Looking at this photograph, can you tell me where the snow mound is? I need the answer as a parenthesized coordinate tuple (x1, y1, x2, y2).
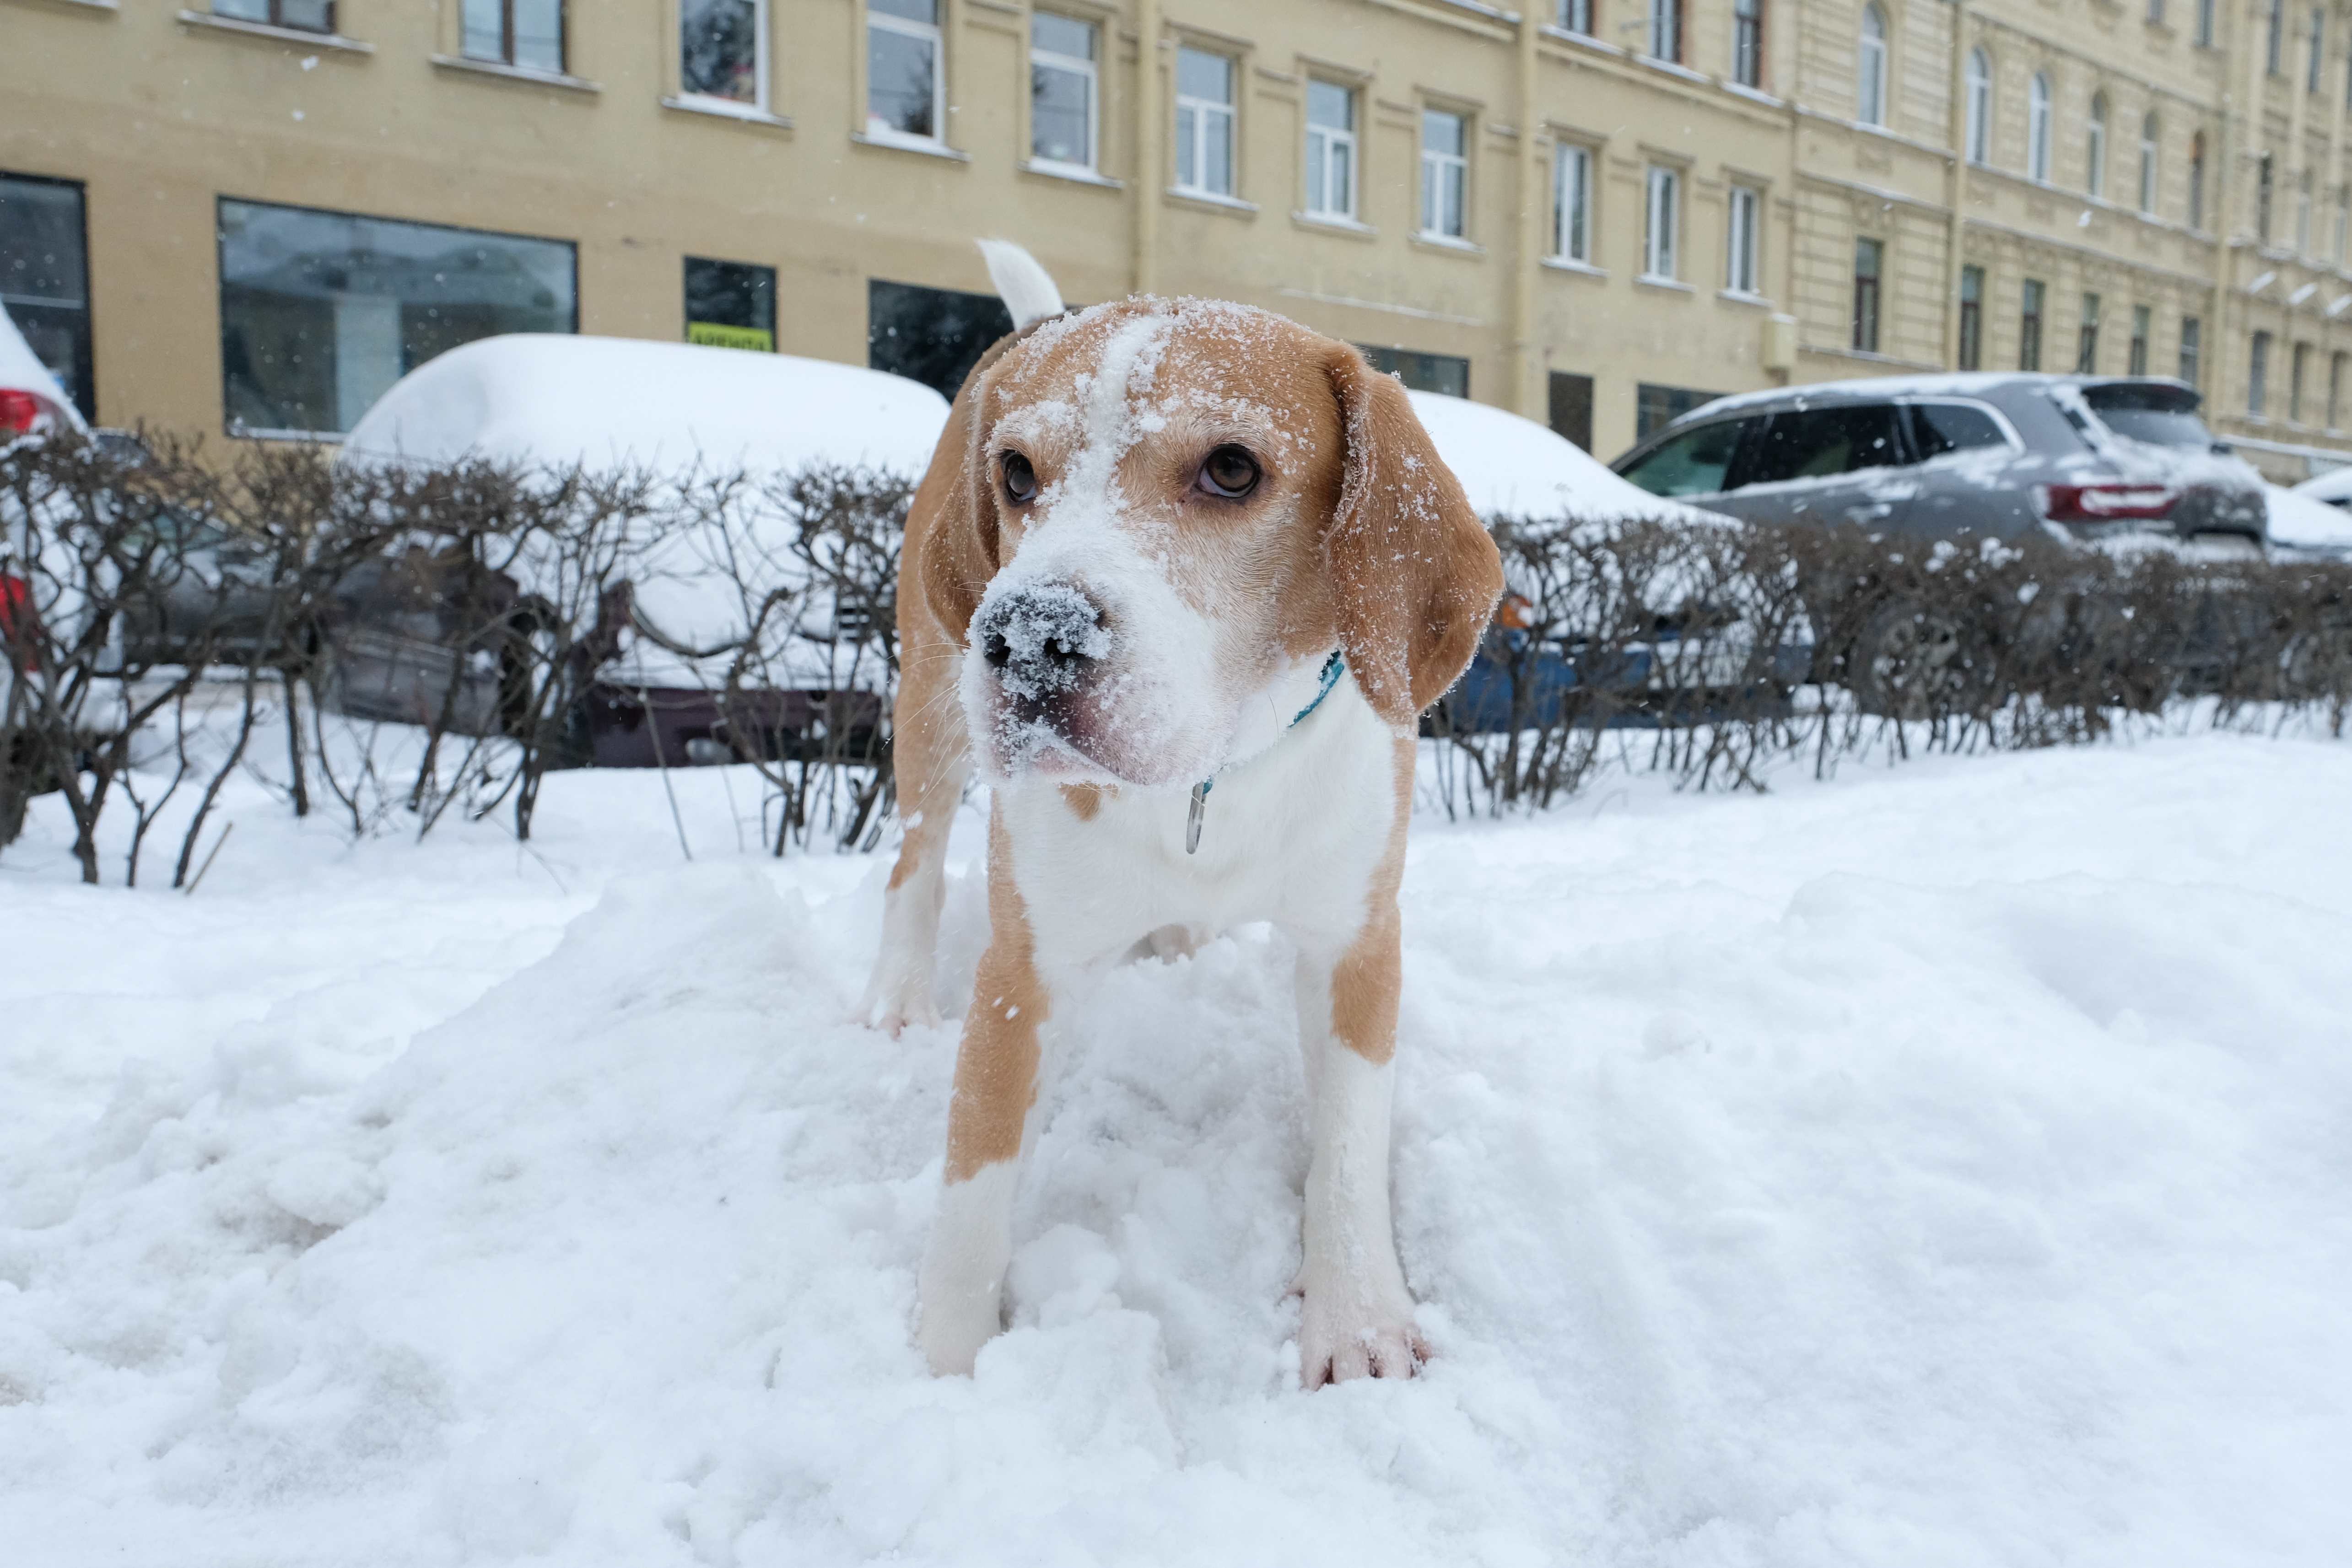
(2266, 480, 2352, 553)
(1407, 390, 1723, 529)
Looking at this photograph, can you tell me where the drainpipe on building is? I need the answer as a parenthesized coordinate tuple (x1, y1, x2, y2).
(1134, 0, 1162, 296)
(1510, 5, 1545, 420)
(1941, 0, 1970, 372)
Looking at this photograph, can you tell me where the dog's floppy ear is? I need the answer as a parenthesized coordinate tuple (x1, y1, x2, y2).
(1322, 346, 1505, 728)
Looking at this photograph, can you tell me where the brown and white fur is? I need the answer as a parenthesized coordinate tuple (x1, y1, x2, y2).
(859, 244, 1502, 1388)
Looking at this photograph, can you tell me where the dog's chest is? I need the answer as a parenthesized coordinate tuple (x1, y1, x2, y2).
(998, 687, 1400, 966)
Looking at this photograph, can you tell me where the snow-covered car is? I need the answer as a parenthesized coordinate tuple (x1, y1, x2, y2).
(336, 334, 949, 765)
(0, 302, 83, 443)
(1405, 391, 1812, 732)
(1609, 373, 2268, 551)
(2267, 480, 2352, 561)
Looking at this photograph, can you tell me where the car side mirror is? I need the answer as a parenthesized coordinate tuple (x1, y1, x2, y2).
(2210, 440, 2234, 455)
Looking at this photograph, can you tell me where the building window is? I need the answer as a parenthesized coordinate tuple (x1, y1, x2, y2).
(1421, 110, 1468, 239)
(2196, 0, 2214, 46)
(1965, 49, 1991, 164)
(1733, 0, 1763, 89)
(214, 1, 333, 31)
(2028, 74, 2052, 182)
(2179, 315, 2201, 385)
(2020, 277, 2044, 371)
(2086, 95, 2107, 197)
(1958, 263, 1983, 371)
(1635, 381, 1726, 439)
(1030, 13, 1098, 171)
(2257, 152, 2275, 240)
(1554, 143, 1592, 263)
(462, 0, 563, 73)
(2189, 131, 2206, 228)
(2336, 189, 2349, 260)
(2250, 330, 2271, 415)
(1726, 185, 1761, 294)
(1559, 0, 1593, 34)
(1643, 165, 1679, 279)
(1852, 237, 1883, 353)
(681, 0, 763, 107)
(2129, 303, 2150, 376)
(685, 257, 775, 351)
(1858, 5, 1888, 127)
(1648, 0, 1681, 63)
(1549, 371, 1594, 451)
(868, 279, 1013, 400)
(2330, 350, 2346, 427)
(2311, 8, 2327, 92)
(2268, 0, 2284, 74)
(2076, 292, 2100, 373)
(2291, 341, 2312, 420)
(867, 0, 943, 141)
(2299, 167, 2315, 251)
(1357, 345, 1470, 397)
(1305, 82, 1357, 220)
(0, 173, 93, 421)
(216, 198, 577, 438)
(2148, 0, 2163, 21)
(2138, 113, 2159, 212)
(1175, 48, 1235, 197)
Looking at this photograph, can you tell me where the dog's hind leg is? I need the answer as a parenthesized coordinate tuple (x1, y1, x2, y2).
(918, 806, 1054, 1374)
(858, 621, 970, 1035)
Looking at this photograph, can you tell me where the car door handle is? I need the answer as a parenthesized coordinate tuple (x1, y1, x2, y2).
(1844, 502, 1896, 524)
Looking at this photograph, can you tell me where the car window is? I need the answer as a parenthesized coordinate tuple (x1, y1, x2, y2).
(1907, 401, 2010, 459)
(1618, 417, 1747, 497)
(2079, 382, 2214, 449)
(1744, 404, 1904, 485)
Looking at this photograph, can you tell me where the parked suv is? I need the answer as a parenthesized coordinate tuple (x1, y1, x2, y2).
(1609, 374, 2267, 550)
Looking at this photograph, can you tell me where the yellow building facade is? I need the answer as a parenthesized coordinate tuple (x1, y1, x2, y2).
(6, 0, 2352, 475)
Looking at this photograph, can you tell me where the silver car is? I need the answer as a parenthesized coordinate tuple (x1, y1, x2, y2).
(1609, 373, 2267, 549)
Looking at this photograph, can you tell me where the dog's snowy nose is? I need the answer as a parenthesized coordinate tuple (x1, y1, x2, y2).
(975, 582, 1109, 696)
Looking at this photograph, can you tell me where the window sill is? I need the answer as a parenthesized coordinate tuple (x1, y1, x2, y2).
(853, 131, 971, 162)
(1542, 255, 1606, 277)
(1413, 231, 1484, 256)
(20, 0, 119, 12)
(1022, 160, 1122, 188)
(1166, 187, 1259, 215)
(176, 8, 372, 52)
(1717, 288, 1774, 307)
(1721, 81, 1783, 108)
(1636, 55, 1710, 86)
(1635, 273, 1694, 292)
(431, 54, 599, 92)
(660, 94, 792, 129)
(1540, 25, 1625, 57)
(1294, 210, 1378, 238)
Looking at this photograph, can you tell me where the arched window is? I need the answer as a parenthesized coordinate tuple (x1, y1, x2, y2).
(2087, 93, 2108, 198)
(2189, 130, 2206, 228)
(1966, 48, 1992, 163)
(2028, 73, 2052, 181)
(1859, 5, 1888, 126)
(2139, 112, 2159, 213)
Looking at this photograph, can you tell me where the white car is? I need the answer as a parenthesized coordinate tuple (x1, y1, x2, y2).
(0, 302, 83, 441)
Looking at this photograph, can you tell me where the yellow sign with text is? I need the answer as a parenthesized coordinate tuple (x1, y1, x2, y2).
(687, 322, 774, 352)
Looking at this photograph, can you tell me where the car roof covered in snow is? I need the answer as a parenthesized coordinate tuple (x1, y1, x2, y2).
(2290, 464, 2352, 505)
(0, 302, 87, 435)
(1666, 372, 2201, 429)
(339, 334, 950, 478)
(1404, 389, 1725, 528)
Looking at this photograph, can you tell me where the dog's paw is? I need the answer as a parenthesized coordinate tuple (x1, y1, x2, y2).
(854, 974, 943, 1037)
(1292, 1273, 1429, 1390)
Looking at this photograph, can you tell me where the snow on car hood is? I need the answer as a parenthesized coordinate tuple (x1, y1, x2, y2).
(340, 336, 952, 690)
(0, 302, 86, 436)
(1404, 390, 1727, 532)
(2265, 482, 2352, 554)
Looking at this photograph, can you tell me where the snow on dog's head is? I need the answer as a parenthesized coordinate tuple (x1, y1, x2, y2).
(922, 297, 1504, 789)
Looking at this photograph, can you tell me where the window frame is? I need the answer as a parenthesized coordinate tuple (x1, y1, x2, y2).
(1174, 45, 1237, 198)
(2087, 94, 2107, 198)
(1965, 48, 1991, 164)
(1732, 0, 1763, 89)
(1304, 80, 1359, 221)
(2138, 113, 2158, 212)
(1029, 12, 1100, 174)
(866, 0, 946, 146)
(2076, 291, 2100, 374)
(2311, 6, 2327, 92)
(1554, 141, 1594, 264)
(2129, 304, 2151, 377)
(2250, 329, 2272, 417)
(1726, 183, 1762, 296)
(2179, 315, 2201, 386)
(2268, 0, 2284, 74)
(1558, 0, 1594, 35)
(679, 0, 768, 112)
(1647, 0, 1681, 64)
(2291, 340, 2312, 421)
(462, 0, 566, 74)
(2028, 74, 2052, 182)
(0, 171, 96, 422)
(2189, 131, 2207, 228)
(1642, 164, 1680, 280)
(215, 0, 336, 31)
(1958, 263, 1984, 372)
(2020, 277, 2045, 372)
(1852, 236, 1883, 355)
(2329, 349, 2346, 429)
(1857, 5, 1888, 127)
(1420, 108, 1469, 241)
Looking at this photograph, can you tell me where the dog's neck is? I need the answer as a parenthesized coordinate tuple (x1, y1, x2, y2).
(1187, 648, 1346, 854)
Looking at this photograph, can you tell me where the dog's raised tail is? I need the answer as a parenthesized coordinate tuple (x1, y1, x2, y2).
(977, 240, 1066, 331)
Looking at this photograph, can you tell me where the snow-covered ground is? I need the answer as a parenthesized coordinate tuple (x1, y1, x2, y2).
(5, 727, 2351, 1567)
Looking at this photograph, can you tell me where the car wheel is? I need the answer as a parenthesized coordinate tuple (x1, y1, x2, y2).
(1849, 602, 1968, 720)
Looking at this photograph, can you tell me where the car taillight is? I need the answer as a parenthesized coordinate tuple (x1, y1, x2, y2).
(2035, 481, 2181, 522)
(0, 389, 45, 435)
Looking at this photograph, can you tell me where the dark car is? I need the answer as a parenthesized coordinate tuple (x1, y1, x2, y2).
(1609, 374, 2268, 550)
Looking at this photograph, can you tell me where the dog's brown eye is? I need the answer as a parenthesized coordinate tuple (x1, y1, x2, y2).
(1198, 445, 1260, 499)
(1002, 451, 1037, 503)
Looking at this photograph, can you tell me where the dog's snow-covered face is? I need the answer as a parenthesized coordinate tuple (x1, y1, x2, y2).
(955, 300, 1350, 789)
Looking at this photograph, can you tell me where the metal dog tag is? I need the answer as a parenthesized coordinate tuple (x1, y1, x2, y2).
(1186, 780, 1207, 854)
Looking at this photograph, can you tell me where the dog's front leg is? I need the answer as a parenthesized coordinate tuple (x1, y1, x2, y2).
(1291, 909, 1427, 1388)
(917, 811, 1050, 1375)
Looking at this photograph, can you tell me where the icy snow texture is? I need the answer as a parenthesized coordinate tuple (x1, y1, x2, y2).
(6, 735, 2352, 1565)
(2264, 481, 2352, 553)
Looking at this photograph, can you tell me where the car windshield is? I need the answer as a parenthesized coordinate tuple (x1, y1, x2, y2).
(2080, 383, 2213, 448)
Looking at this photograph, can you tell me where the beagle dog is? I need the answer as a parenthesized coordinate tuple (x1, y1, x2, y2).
(861, 244, 1502, 1387)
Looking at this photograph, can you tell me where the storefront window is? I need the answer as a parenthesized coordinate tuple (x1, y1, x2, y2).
(0, 173, 93, 421)
(685, 257, 776, 351)
(217, 198, 575, 437)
